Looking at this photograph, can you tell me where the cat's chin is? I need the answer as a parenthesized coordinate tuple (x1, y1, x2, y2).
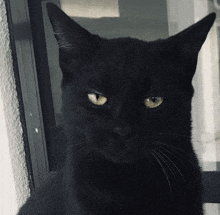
(88, 138, 153, 164)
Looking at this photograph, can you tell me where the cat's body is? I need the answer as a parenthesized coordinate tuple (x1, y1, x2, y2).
(18, 3, 216, 215)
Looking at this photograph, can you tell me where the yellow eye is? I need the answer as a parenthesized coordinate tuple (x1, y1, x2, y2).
(88, 93, 107, 105)
(144, 97, 163, 108)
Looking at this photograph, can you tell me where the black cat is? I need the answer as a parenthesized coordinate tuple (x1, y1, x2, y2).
(17, 3, 216, 215)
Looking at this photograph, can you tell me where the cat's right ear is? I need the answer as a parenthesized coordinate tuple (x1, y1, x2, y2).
(46, 3, 100, 55)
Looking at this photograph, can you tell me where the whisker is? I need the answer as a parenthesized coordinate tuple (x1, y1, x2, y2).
(151, 151, 172, 193)
(153, 131, 214, 144)
(154, 141, 185, 153)
(154, 150, 176, 178)
(158, 149, 184, 178)
(156, 132, 191, 139)
(157, 143, 199, 169)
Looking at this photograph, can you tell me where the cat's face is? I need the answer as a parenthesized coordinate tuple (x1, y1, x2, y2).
(47, 4, 216, 163)
(61, 38, 194, 163)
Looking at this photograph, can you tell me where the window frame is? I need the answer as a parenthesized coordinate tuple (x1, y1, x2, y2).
(6, 0, 50, 189)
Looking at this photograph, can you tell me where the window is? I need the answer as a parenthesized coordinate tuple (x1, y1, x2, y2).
(6, 0, 220, 214)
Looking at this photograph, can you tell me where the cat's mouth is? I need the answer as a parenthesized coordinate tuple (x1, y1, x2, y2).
(88, 130, 155, 163)
(100, 151, 148, 164)
(98, 142, 152, 164)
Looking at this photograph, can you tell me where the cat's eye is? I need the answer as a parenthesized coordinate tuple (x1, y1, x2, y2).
(88, 93, 107, 105)
(144, 97, 163, 108)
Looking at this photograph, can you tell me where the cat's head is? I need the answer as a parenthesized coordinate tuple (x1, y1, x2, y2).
(47, 3, 215, 163)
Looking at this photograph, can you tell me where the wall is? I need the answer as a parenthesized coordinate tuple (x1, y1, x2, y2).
(0, 0, 30, 214)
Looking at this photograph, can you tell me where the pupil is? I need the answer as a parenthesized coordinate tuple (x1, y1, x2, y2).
(152, 97, 157, 102)
(96, 94, 100, 100)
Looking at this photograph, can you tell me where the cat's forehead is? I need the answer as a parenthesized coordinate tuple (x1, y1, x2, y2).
(80, 38, 172, 95)
(96, 38, 162, 62)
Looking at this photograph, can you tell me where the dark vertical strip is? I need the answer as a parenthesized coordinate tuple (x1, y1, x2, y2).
(4, 0, 35, 192)
(27, 0, 56, 171)
(202, 171, 220, 203)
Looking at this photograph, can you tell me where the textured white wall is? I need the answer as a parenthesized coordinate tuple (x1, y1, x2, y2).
(0, 0, 30, 214)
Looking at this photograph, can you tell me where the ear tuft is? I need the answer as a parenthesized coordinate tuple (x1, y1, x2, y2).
(47, 3, 73, 49)
(46, 3, 100, 54)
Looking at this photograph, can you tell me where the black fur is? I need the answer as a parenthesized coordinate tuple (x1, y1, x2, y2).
(18, 3, 216, 215)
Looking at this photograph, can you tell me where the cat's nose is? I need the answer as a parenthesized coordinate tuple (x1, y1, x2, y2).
(113, 126, 131, 137)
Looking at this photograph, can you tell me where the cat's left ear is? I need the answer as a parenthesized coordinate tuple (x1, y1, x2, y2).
(174, 13, 216, 54)
(46, 3, 100, 56)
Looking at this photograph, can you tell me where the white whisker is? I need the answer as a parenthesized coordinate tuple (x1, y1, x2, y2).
(151, 151, 172, 193)
(156, 143, 198, 169)
(158, 149, 184, 178)
(154, 150, 176, 178)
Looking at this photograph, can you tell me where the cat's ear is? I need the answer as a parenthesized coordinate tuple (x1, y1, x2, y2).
(169, 13, 216, 80)
(174, 13, 216, 54)
(46, 3, 100, 55)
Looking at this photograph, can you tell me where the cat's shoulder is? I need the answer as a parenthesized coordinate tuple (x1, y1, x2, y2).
(17, 171, 64, 215)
